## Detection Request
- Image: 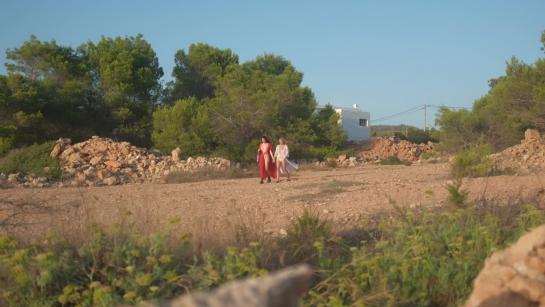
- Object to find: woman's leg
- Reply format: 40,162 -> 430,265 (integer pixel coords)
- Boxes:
279,160 -> 289,181
283,160 -> 290,180
276,159 -> 281,182
264,157 -> 271,182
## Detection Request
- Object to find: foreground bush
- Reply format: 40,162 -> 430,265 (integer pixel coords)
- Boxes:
1,202 -> 543,306
306,204 -> 544,306
0,141 -> 62,179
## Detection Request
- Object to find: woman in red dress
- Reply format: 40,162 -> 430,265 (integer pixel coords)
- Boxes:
257,136 -> 277,184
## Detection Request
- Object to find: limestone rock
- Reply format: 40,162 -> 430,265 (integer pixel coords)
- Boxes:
171,147 -> 182,162
142,264 -> 313,307
103,177 -> 118,186
491,129 -> 545,174
360,137 -> 433,163
525,129 -> 541,143
465,225 -> 545,307
11,137 -> 233,188
50,138 -> 71,158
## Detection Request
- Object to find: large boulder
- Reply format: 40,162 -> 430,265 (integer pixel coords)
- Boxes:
524,129 -> 541,143
141,264 -> 313,307
465,225 -> 545,307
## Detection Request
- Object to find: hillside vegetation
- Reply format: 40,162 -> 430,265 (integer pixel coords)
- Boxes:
0,37 -> 344,162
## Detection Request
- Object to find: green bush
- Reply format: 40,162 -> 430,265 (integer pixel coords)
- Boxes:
279,210 -> 338,266
0,227 -> 193,306
451,142 -> 494,178
379,155 -> 411,166
394,127 -> 438,144
0,141 -> 62,179
307,204 -> 545,307
0,137 -> 14,156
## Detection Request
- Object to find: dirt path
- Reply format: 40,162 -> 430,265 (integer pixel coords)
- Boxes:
1,162 -> 544,246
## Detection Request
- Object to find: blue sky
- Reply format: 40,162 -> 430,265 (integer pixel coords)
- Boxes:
1,1 -> 544,127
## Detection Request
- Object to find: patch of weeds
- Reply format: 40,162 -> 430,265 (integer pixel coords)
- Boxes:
0,141 -> 62,180
451,142 -> 495,178
285,180 -> 359,203
279,210 -> 344,267
424,189 -> 434,197
446,179 -> 469,208
165,166 -> 255,183
420,150 -> 436,160
379,155 -> 411,166
326,159 -> 338,168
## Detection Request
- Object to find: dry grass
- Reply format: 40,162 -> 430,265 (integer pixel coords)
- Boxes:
164,166 -> 256,183
284,180 -> 361,203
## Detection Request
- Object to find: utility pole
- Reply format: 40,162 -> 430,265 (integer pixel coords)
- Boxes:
423,104 -> 427,131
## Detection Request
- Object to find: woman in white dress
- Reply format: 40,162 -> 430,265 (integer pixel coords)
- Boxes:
274,137 -> 291,183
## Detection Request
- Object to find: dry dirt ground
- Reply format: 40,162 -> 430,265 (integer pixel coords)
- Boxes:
1,162 -> 545,247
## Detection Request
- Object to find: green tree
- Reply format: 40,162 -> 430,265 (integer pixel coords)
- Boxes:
437,31 -> 545,152
1,36 -> 107,151
207,54 -> 318,157
152,97 -> 212,156
167,43 -> 238,101
82,34 -> 164,145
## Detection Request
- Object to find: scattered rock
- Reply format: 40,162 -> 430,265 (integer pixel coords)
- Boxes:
171,147 -> 182,162
465,224 -> 545,307
142,264 -> 312,307
491,129 -> 545,174
360,137 -> 433,163
103,177 -> 118,186
42,137 -> 232,187
525,129 -> 540,142
50,138 -> 71,158
104,160 -> 121,169
7,173 -> 19,184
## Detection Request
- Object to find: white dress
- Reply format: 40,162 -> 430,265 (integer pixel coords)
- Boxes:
274,145 -> 298,174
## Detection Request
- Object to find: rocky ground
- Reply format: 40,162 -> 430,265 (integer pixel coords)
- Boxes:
1,136 -> 436,187
2,161 -> 544,247
1,131 -> 545,245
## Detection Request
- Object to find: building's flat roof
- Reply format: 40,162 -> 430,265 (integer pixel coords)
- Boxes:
316,105 -> 369,112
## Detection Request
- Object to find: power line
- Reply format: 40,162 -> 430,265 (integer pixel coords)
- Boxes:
370,104 -> 471,124
370,105 -> 424,123
427,104 -> 471,110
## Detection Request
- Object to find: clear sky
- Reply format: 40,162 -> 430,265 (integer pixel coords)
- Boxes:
1,0 -> 544,127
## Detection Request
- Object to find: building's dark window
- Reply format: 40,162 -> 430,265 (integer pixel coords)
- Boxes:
359,119 -> 368,127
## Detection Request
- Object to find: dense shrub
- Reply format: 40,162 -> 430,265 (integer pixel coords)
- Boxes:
450,142 -> 494,178
0,137 -> 13,156
306,204 -> 545,306
0,141 -> 62,179
394,127 -> 438,144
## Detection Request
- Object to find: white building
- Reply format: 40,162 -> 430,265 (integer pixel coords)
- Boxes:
318,104 -> 371,141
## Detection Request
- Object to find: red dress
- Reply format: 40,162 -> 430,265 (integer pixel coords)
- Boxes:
258,143 -> 277,180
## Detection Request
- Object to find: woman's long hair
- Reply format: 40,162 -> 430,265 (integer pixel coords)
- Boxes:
261,136 -> 270,143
